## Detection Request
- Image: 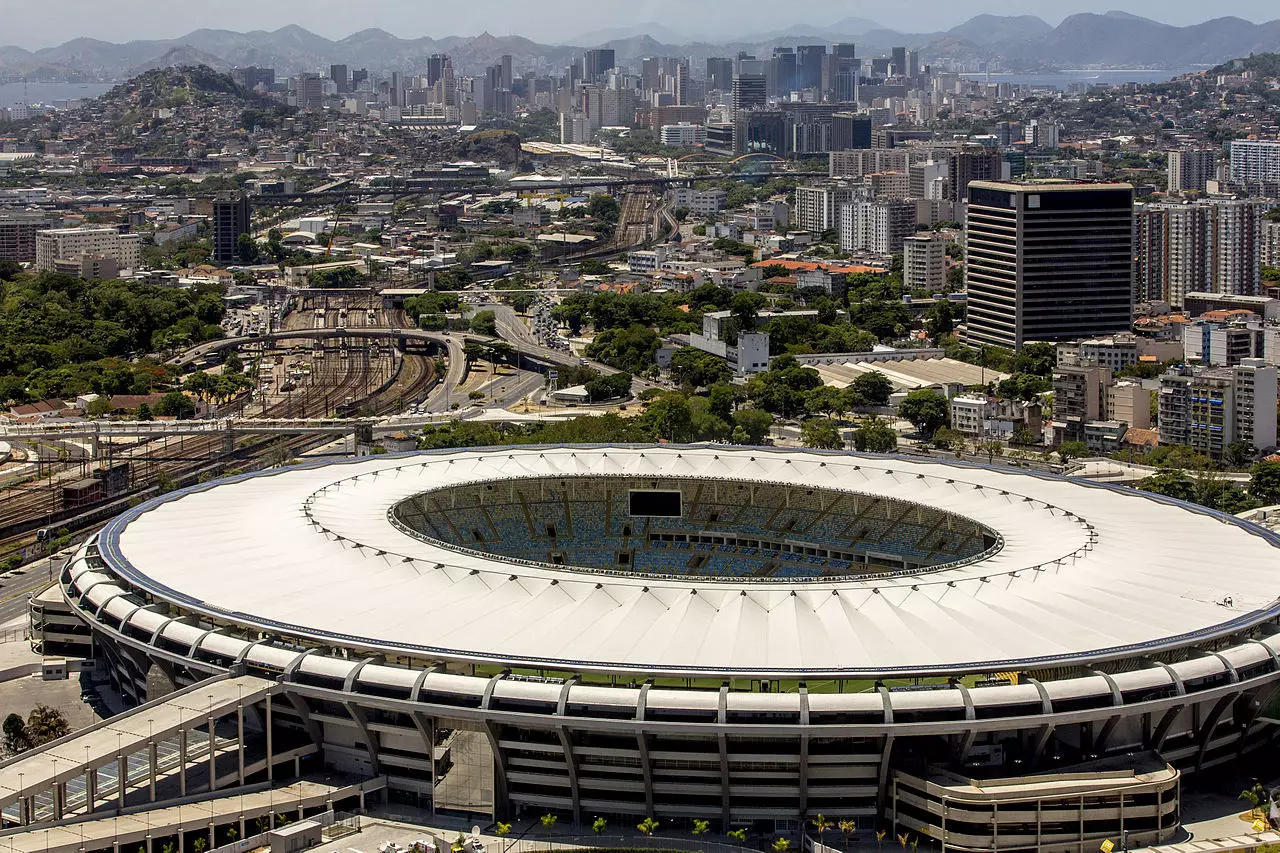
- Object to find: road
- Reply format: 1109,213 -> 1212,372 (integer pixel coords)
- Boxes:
0,552 -> 66,627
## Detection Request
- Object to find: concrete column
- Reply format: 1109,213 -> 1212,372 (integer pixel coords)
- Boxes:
116,753 -> 127,809
265,694 -> 274,782
179,729 -> 187,797
55,781 -> 65,820
208,825 -> 215,850
207,715 -> 217,792
148,741 -> 158,802
20,795 -> 32,825
293,756 -> 300,777
237,705 -> 245,785
87,767 -> 97,813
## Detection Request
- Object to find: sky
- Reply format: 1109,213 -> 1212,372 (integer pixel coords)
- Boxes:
2,0 -> 1278,49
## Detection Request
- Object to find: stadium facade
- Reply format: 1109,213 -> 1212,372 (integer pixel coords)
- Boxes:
49,446 -> 1280,852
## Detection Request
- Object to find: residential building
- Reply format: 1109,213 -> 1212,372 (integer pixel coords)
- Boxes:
1158,360 -> 1278,458
903,234 -> 946,292
830,149 -> 908,178
867,171 -> 911,201
1184,292 -> 1280,322
1183,319 -> 1265,366
793,184 -> 865,233
1051,362 -> 1110,444
34,227 -> 141,272
1108,381 -> 1152,431
965,181 -> 1135,350
1167,148 -> 1216,194
1133,199 -> 1263,306
1024,120 -> 1060,150
839,200 -> 915,254
0,210 -> 57,262
1229,139 -> 1280,183
948,149 -> 1003,203
1265,220 -> 1280,268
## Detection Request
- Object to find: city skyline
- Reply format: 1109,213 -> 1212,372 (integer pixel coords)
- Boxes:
5,0 -> 1280,50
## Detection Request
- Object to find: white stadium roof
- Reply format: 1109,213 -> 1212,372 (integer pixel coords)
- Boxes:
99,446 -> 1280,678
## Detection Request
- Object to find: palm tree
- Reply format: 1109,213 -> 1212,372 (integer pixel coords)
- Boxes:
773,838 -> 791,852
494,822 -> 511,853
637,816 -> 659,837
540,813 -> 557,850
812,814 -> 834,848
875,829 -> 887,852
692,819 -> 711,837
727,828 -> 748,845
592,817 -> 607,835
838,820 -> 857,852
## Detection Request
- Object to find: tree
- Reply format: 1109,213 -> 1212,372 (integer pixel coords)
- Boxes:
727,829 -> 748,844
136,402 -> 154,421
155,391 -> 195,420
20,706 -> 68,749
732,408 -> 773,444
591,817 -> 607,835
585,324 -> 660,374
1249,460 -> 1280,505
1057,440 -> 1090,465
1241,783 -> 1265,819
802,417 -> 843,450
469,310 -> 498,336
730,291 -> 767,331
692,820 -> 711,837
838,820 -> 858,852
236,233 -> 257,265
852,371 -> 894,406
773,838 -> 791,852
1010,425 -> 1039,446
85,396 -> 114,418
539,813 -> 558,839
3,713 -> 26,754
898,389 -> 949,437
669,347 -> 732,389
637,817 -> 659,837
1225,440 -> 1254,469
193,838 -> 207,853
642,393 -> 693,442
812,815 -> 834,848
853,419 -> 898,453
1013,342 -> 1057,377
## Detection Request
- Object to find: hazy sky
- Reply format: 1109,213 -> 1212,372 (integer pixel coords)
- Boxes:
4,0 -> 1278,49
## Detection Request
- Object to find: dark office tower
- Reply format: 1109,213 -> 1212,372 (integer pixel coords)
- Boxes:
949,148 -> 1003,202
870,57 -> 890,77
832,113 -> 872,150
641,57 -> 660,91
426,54 -> 448,87
500,54 -> 513,90
833,43 -> 857,67
329,64 -> 348,93
584,48 -> 616,81
731,73 -> 767,117
389,71 -> 402,106
771,47 -> 796,96
964,181 -> 1135,350
891,46 -> 907,76
233,66 -> 275,91
673,60 -> 692,105
796,45 -> 825,90
212,194 -> 251,265
351,69 -> 368,90
834,72 -> 858,104
706,57 -> 733,92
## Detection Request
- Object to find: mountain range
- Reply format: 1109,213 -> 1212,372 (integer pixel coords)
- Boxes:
2,12 -> 1279,81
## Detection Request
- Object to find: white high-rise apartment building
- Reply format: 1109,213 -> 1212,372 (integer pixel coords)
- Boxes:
793,183 -> 866,233
1133,199 -> 1262,306
903,234 -> 946,292
1230,139 -> 1280,183
838,200 -> 915,255
35,227 -> 141,273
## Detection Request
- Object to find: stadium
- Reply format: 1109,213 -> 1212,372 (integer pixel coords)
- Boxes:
54,445 -> 1280,852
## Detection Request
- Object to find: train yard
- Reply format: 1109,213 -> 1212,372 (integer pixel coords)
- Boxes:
0,293 -> 439,564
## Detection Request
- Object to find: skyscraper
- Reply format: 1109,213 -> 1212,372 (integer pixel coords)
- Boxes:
212,195 -> 251,265
583,49 -> 616,81
706,58 -> 734,92
1133,199 -> 1263,306
771,47 -> 796,96
731,72 -> 767,118
796,45 -> 825,91
891,47 -> 907,77
1167,148 -> 1216,194
329,64 -> 348,93
964,181 -> 1135,349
